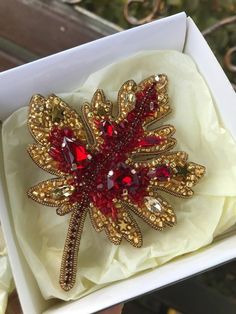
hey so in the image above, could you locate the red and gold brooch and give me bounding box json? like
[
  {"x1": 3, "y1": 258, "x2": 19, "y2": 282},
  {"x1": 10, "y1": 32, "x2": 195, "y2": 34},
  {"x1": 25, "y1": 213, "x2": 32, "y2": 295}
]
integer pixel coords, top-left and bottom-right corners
[{"x1": 27, "y1": 74, "x2": 205, "y2": 291}]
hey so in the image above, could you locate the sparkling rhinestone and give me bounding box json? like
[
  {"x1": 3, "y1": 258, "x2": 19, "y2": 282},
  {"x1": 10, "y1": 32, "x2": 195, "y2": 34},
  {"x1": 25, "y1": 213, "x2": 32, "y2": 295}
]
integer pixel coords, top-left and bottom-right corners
[
  {"x1": 98, "y1": 120, "x2": 115, "y2": 137},
  {"x1": 106, "y1": 162, "x2": 139, "y2": 191},
  {"x1": 144, "y1": 197, "x2": 162, "y2": 212},
  {"x1": 125, "y1": 92, "x2": 136, "y2": 103},
  {"x1": 62, "y1": 137, "x2": 91, "y2": 170},
  {"x1": 108, "y1": 170, "x2": 114, "y2": 177},
  {"x1": 52, "y1": 185, "x2": 74, "y2": 199}
]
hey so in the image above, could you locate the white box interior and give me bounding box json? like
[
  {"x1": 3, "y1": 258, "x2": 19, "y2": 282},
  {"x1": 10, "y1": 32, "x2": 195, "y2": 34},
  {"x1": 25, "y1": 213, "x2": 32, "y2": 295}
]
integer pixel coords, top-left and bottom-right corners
[{"x1": 0, "y1": 12, "x2": 235, "y2": 314}]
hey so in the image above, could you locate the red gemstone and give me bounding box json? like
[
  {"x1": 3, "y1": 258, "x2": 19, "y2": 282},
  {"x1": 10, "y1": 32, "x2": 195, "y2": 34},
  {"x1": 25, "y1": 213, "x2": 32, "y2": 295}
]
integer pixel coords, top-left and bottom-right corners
[
  {"x1": 138, "y1": 136, "x2": 163, "y2": 147},
  {"x1": 106, "y1": 163, "x2": 140, "y2": 193},
  {"x1": 122, "y1": 176, "x2": 132, "y2": 186},
  {"x1": 104, "y1": 121, "x2": 114, "y2": 136},
  {"x1": 98, "y1": 120, "x2": 115, "y2": 137},
  {"x1": 62, "y1": 137, "x2": 91, "y2": 170},
  {"x1": 155, "y1": 165, "x2": 172, "y2": 180}
]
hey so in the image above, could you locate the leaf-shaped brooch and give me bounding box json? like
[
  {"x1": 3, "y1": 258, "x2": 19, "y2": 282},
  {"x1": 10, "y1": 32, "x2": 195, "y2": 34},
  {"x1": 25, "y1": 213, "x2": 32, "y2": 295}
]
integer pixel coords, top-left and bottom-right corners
[{"x1": 27, "y1": 74, "x2": 205, "y2": 291}]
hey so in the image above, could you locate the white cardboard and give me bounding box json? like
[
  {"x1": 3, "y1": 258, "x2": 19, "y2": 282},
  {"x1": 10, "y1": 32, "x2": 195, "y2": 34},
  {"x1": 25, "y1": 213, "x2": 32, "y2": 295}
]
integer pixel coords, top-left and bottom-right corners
[{"x1": 0, "y1": 12, "x2": 235, "y2": 314}]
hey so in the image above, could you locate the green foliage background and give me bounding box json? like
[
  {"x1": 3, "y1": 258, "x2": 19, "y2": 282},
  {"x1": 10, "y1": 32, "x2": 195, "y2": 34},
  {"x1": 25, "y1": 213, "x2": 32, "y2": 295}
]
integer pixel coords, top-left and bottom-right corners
[{"x1": 79, "y1": 0, "x2": 236, "y2": 86}]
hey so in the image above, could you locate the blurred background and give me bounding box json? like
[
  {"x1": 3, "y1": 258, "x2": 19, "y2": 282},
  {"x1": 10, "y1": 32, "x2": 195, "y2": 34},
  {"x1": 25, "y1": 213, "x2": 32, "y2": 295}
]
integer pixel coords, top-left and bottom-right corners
[
  {"x1": 0, "y1": 0, "x2": 235, "y2": 313},
  {"x1": 0, "y1": 0, "x2": 235, "y2": 88}
]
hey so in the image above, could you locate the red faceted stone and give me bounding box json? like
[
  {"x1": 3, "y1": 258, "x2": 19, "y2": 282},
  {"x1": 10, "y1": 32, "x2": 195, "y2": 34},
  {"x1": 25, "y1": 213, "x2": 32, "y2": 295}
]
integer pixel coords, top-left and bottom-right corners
[
  {"x1": 138, "y1": 136, "x2": 163, "y2": 147},
  {"x1": 155, "y1": 165, "x2": 172, "y2": 180},
  {"x1": 122, "y1": 176, "x2": 132, "y2": 186},
  {"x1": 62, "y1": 137, "x2": 90, "y2": 170},
  {"x1": 97, "y1": 120, "x2": 115, "y2": 137},
  {"x1": 107, "y1": 163, "x2": 139, "y2": 192},
  {"x1": 103, "y1": 121, "x2": 114, "y2": 137}
]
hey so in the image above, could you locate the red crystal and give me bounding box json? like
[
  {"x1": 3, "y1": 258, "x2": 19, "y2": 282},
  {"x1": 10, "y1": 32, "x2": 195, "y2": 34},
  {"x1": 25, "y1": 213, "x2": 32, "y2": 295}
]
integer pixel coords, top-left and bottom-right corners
[
  {"x1": 107, "y1": 163, "x2": 139, "y2": 192},
  {"x1": 98, "y1": 120, "x2": 115, "y2": 137},
  {"x1": 104, "y1": 121, "x2": 114, "y2": 137},
  {"x1": 155, "y1": 165, "x2": 172, "y2": 180},
  {"x1": 48, "y1": 127, "x2": 92, "y2": 172},
  {"x1": 122, "y1": 176, "x2": 132, "y2": 186},
  {"x1": 138, "y1": 136, "x2": 163, "y2": 147},
  {"x1": 50, "y1": 127, "x2": 61, "y2": 138},
  {"x1": 62, "y1": 138, "x2": 90, "y2": 170}
]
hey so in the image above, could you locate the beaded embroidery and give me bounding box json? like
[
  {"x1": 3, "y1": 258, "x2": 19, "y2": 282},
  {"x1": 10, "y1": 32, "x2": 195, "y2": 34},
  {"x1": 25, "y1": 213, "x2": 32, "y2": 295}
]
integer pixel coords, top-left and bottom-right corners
[{"x1": 27, "y1": 75, "x2": 205, "y2": 291}]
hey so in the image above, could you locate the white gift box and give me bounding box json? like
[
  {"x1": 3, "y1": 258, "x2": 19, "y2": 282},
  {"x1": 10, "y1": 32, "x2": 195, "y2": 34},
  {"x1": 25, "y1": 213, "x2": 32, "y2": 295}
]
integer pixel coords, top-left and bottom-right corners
[{"x1": 0, "y1": 12, "x2": 236, "y2": 314}]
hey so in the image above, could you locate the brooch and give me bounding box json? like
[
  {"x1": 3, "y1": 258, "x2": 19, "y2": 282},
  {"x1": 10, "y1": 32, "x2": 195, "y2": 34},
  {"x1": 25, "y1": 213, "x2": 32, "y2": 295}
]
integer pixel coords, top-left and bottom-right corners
[{"x1": 27, "y1": 74, "x2": 205, "y2": 291}]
